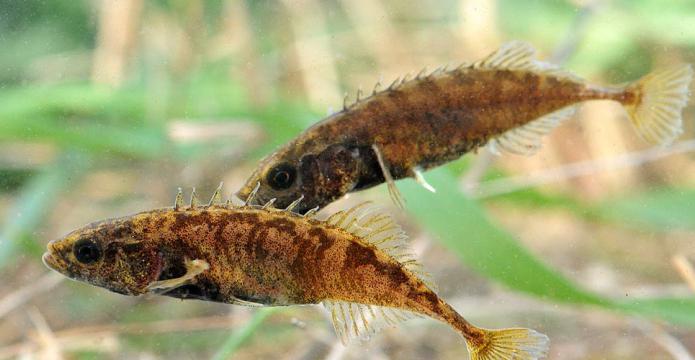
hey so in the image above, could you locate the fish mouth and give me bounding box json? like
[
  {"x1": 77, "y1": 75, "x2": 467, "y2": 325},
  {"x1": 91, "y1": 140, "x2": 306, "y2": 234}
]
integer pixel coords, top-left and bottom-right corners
[
  {"x1": 42, "y1": 251, "x2": 59, "y2": 272},
  {"x1": 42, "y1": 241, "x2": 65, "y2": 274}
]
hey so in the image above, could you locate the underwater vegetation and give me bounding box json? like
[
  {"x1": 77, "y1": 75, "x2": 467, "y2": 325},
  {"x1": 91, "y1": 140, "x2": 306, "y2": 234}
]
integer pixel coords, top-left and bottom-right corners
[{"x1": 2, "y1": 1, "x2": 695, "y2": 359}]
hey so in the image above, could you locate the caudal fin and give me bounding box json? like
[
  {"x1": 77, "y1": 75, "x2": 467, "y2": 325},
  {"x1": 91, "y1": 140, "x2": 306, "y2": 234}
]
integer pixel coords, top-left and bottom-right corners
[
  {"x1": 465, "y1": 327, "x2": 549, "y2": 360},
  {"x1": 625, "y1": 64, "x2": 693, "y2": 145}
]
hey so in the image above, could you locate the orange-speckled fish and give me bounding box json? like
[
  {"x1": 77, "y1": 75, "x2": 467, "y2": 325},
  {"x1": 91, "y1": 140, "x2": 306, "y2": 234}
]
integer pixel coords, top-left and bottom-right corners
[
  {"x1": 237, "y1": 41, "x2": 692, "y2": 213},
  {"x1": 43, "y1": 186, "x2": 549, "y2": 360}
]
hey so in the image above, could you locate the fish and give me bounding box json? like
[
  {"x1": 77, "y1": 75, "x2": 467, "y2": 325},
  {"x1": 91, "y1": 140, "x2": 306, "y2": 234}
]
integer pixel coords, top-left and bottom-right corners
[
  {"x1": 236, "y1": 41, "x2": 693, "y2": 213},
  {"x1": 43, "y1": 185, "x2": 549, "y2": 360}
]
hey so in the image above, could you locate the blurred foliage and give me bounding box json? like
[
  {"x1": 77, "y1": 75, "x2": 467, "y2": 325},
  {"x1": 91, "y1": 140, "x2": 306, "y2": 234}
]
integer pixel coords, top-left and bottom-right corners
[
  {"x1": 0, "y1": 152, "x2": 90, "y2": 269},
  {"x1": 0, "y1": 0, "x2": 94, "y2": 83},
  {"x1": 1, "y1": 0, "x2": 694, "y2": 358},
  {"x1": 212, "y1": 308, "x2": 278, "y2": 360},
  {"x1": 596, "y1": 189, "x2": 695, "y2": 231},
  {"x1": 403, "y1": 171, "x2": 695, "y2": 327},
  {"x1": 489, "y1": 187, "x2": 695, "y2": 231}
]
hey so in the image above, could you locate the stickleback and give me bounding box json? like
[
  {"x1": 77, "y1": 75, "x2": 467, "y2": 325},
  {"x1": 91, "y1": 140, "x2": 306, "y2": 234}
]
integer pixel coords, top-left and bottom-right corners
[
  {"x1": 43, "y1": 186, "x2": 549, "y2": 359},
  {"x1": 237, "y1": 41, "x2": 693, "y2": 213}
]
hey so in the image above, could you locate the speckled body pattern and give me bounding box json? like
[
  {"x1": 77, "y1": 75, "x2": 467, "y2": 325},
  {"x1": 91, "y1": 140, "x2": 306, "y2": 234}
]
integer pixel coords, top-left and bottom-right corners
[
  {"x1": 42, "y1": 205, "x2": 483, "y2": 340},
  {"x1": 237, "y1": 67, "x2": 635, "y2": 213}
]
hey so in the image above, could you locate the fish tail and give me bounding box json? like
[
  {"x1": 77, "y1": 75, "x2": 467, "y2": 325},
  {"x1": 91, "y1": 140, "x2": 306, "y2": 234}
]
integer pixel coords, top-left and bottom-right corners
[
  {"x1": 464, "y1": 327, "x2": 549, "y2": 360},
  {"x1": 623, "y1": 64, "x2": 693, "y2": 145}
]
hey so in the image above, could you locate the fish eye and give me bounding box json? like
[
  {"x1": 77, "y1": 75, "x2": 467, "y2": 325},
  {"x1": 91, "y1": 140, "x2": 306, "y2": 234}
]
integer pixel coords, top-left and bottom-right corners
[
  {"x1": 73, "y1": 238, "x2": 102, "y2": 264},
  {"x1": 266, "y1": 162, "x2": 297, "y2": 190}
]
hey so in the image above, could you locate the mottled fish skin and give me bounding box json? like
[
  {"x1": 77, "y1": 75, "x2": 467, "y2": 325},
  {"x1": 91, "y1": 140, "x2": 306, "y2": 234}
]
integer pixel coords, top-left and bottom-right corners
[
  {"x1": 236, "y1": 53, "x2": 634, "y2": 214},
  {"x1": 43, "y1": 206, "x2": 438, "y2": 310},
  {"x1": 43, "y1": 199, "x2": 550, "y2": 359},
  {"x1": 43, "y1": 216, "x2": 164, "y2": 296}
]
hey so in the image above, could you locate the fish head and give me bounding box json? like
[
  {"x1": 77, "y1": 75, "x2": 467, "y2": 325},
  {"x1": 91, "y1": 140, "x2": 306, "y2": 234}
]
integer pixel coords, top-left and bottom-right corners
[
  {"x1": 43, "y1": 215, "x2": 164, "y2": 296},
  {"x1": 237, "y1": 143, "x2": 363, "y2": 213}
]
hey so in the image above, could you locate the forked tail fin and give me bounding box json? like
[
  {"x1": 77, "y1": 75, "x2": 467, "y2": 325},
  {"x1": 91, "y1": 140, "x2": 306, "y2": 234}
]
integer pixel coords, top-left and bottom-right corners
[
  {"x1": 624, "y1": 64, "x2": 693, "y2": 145},
  {"x1": 465, "y1": 327, "x2": 549, "y2": 360}
]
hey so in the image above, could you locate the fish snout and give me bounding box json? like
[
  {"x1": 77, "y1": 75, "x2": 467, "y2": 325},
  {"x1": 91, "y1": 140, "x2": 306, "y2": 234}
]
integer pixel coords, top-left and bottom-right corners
[
  {"x1": 42, "y1": 250, "x2": 59, "y2": 271},
  {"x1": 46, "y1": 239, "x2": 57, "y2": 253},
  {"x1": 42, "y1": 240, "x2": 66, "y2": 273}
]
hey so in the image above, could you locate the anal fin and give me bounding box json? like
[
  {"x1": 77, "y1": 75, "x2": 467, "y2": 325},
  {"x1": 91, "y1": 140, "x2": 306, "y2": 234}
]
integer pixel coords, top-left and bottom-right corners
[
  {"x1": 322, "y1": 300, "x2": 420, "y2": 344},
  {"x1": 488, "y1": 105, "x2": 577, "y2": 156}
]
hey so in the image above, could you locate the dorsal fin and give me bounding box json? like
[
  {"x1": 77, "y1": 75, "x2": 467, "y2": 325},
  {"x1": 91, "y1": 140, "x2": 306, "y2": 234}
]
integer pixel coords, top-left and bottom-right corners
[
  {"x1": 471, "y1": 41, "x2": 582, "y2": 82},
  {"x1": 474, "y1": 41, "x2": 537, "y2": 71},
  {"x1": 326, "y1": 202, "x2": 436, "y2": 290}
]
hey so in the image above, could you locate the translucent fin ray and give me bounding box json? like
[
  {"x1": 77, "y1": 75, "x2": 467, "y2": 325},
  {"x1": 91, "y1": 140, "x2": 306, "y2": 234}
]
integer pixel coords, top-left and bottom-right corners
[
  {"x1": 189, "y1": 188, "x2": 200, "y2": 209},
  {"x1": 327, "y1": 202, "x2": 436, "y2": 291},
  {"x1": 488, "y1": 105, "x2": 577, "y2": 156},
  {"x1": 466, "y1": 328, "x2": 549, "y2": 360},
  {"x1": 372, "y1": 144, "x2": 405, "y2": 209},
  {"x1": 147, "y1": 259, "x2": 209, "y2": 292},
  {"x1": 261, "y1": 198, "x2": 277, "y2": 209},
  {"x1": 243, "y1": 182, "x2": 261, "y2": 206},
  {"x1": 412, "y1": 167, "x2": 436, "y2": 193},
  {"x1": 625, "y1": 64, "x2": 692, "y2": 146},
  {"x1": 322, "y1": 300, "x2": 420, "y2": 344},
  {"x1": 470, "y1": 41, "x2": 581, "y2": 82},
  {"x1": 473, "y1": 41, "x2": 537, "y2": 71},
  {"x1": 303, "y1": 206, "x2": 320, "y2": 219},
  {"x1": 208, "y1": 182, "x2": 224, "y2": 206},
  {"x1": 174, "y1": 187, "x2": 184, "y2": 211},
  {"x1": 284, "y1": 195, "x2": 304, "y2": 212}
]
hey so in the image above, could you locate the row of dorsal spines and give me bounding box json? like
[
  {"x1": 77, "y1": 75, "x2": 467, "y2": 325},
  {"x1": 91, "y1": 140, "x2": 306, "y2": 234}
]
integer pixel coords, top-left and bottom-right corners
[
  {"x1": 339, "y1": 63, "x2": 461, "y2": 113},
  {"x1": 172, "y1": 182, "x2": 318, "y2": 217},
  {"x1": 339, "y1": 42, "x2": 571, "y2": 114}
]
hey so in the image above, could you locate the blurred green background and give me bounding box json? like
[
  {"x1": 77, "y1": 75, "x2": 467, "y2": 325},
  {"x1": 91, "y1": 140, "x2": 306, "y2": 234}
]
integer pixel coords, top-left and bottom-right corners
[{"x1": 1, "y1": 0, "x2": 695, "y2": 359}]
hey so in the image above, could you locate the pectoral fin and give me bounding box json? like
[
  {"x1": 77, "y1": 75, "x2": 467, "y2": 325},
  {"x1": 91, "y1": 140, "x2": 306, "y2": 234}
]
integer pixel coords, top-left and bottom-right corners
[{"x1": 148, "y1": 258, "x2": 209, "y2": 292}]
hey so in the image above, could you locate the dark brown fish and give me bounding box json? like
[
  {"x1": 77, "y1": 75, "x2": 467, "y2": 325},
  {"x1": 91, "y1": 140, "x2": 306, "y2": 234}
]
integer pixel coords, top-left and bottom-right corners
[
  {"x1": 43, "y1": 187, "x2": 549, "y2": 359},
  {"x1": 237, "y1": 41, "x2": 692, "y2": 213}
]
